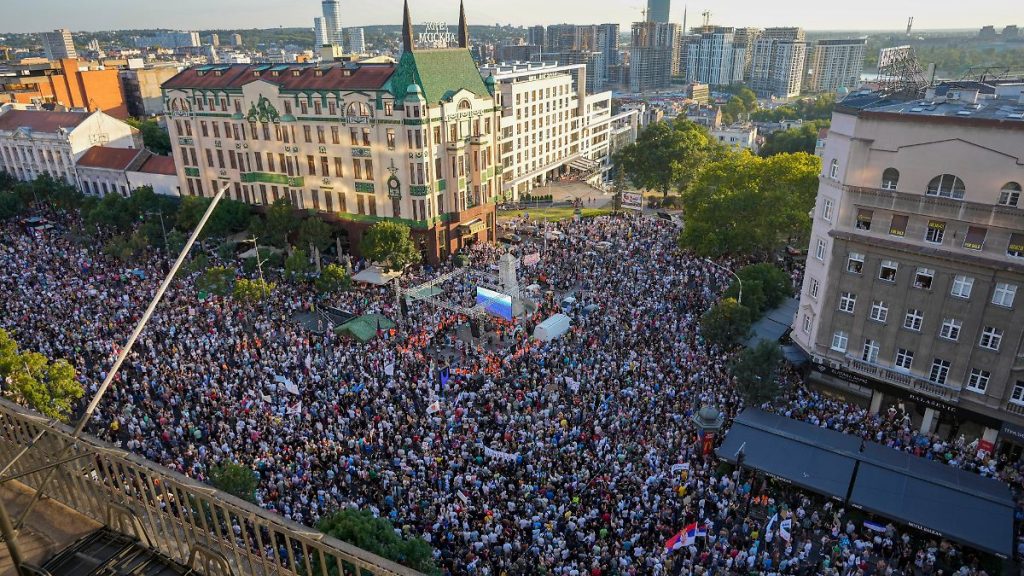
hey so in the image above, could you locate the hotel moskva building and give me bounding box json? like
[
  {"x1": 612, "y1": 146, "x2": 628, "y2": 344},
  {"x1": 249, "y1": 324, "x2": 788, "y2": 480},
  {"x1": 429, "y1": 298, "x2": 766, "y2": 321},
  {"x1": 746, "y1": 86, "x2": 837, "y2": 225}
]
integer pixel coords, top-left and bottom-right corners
[{"x1": 162, "y1": 2, "x2": 500, "y2": 263}]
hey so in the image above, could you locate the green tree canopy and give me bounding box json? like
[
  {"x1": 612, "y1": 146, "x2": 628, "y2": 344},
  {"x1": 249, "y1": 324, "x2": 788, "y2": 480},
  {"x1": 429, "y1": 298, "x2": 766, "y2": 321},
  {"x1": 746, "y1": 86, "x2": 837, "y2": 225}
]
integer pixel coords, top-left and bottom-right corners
[
  {"x1": 731, "y1": 340, "x2": 783, "y2": 407},
  {"x1": 103, "y1": 231, "x2": 149, "y2": 262},
  {"x1": 85, "y1": 193, "x2": 136, "y2": 235},
  {"x1": 175, "y1": 196, "x2": 250, "y2": 238},
  {"x1": 0, "y1": 191, "x2": 24, "y2": 220},
  {"x1": 751, "y1": 94, "x2": 835, "y2": 123},
  {"x1": 284, "y1": 248, "x2": 312, "y2": 279},
  {"x1": 196, "y1": 266, "x2": 236, "y2": 296},
  {"x1": 315, "y1": 263, "x2": 352, "y2": 294},
  {"x1": 700, "y1": 298, "x2": 752, "y2": 349},
  {"x1": 724, "y1": 263, "x2": 794, "y2": 318},
  {"x1": 680, "y1": 151, "x2": 820, "y2": 258},
  {"x1": 209, "y1": 461, "x2": 258, "y2": 503},
  {"x1": 260, "y1": 198, "x2": 301, "y2": 248},
  {"x1": 759, "y1": 121, "x2": 828, "y2": 157},
  {"x1": 234, "y1": 278, "x2": 275, "y2": 303},
  {"x1": 317, "y1": 509, "x2": 439, "y2": 575},
  {"x1": 360, "y1": 221, "x2": 421, "y2": 272},
  {"x1": 615, "y1": 119, "x2": 717, "y2": 198},
  {"x1": 0, "y1": 329, "x2": 84, "y2": 422},
  {"x1": 125, "y1": 118, "x2": 172, "y2": 155}
]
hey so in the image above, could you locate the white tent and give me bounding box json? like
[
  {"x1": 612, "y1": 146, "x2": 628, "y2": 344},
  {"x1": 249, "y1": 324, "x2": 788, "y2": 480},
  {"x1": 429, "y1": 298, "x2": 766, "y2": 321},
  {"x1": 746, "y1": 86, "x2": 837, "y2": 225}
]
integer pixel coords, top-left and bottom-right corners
[
  {"x1": 352, "y1": 265, "x2": 401, "y2": 286},
  {"x1": 533, "y1": 313, "x2": 572, "y2": 342}
]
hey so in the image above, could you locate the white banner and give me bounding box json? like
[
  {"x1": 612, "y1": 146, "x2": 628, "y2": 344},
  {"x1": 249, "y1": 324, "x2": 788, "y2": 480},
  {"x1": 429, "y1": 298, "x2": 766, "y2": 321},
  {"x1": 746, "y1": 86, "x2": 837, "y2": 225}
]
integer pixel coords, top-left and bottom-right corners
[
  {"x1": 483, "y1": 445, "x2": 520, "y2": 463},
  {"x1": 622, "y1": 192, "x2": 643, "y2": 211}
]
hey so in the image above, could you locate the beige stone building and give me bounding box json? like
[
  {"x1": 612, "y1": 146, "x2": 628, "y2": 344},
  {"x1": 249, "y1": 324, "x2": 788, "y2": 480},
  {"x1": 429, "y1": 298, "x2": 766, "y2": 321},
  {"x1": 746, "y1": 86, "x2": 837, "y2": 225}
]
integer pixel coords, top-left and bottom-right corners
[{"x1": 793, "y1": 81, "x2": 1024, "y2": 450}]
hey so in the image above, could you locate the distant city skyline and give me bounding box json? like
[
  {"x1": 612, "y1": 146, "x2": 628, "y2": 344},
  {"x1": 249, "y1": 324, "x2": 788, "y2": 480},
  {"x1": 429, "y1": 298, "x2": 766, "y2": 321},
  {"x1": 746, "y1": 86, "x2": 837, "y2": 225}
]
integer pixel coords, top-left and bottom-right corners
[{"x1": 0, "y1": 0, "x2": 1020, "y2": 34}]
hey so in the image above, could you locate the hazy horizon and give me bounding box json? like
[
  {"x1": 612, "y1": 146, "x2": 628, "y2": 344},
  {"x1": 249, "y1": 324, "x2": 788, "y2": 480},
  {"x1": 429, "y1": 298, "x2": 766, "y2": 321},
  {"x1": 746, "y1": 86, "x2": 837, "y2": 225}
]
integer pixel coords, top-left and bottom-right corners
[{"x1": 0, "y1": 0, "x2": 1019, "y2": 35}]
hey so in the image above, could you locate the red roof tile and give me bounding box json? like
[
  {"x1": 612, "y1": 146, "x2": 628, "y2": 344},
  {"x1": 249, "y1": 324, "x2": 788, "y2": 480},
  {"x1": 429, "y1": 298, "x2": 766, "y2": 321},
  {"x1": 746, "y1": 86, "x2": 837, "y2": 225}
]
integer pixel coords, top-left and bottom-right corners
[
  {"x1": 76, "y1": 146, "x2": 144, "y2": 171},
  {"x1": 0, "y1": 110, "x2": 91, "y2": 132},
  {"x1": 161, "y1": 63, "x2": 395, "y2": 92},
  {"x1": 135, "y1": 154, "x2": 176, "y2": 176}
]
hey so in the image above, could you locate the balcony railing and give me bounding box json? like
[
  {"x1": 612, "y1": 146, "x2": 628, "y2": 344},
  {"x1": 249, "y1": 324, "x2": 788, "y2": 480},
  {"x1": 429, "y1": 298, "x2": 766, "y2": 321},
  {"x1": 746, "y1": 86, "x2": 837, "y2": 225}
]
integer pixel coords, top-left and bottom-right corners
[
  {"x1": 843, "y1": 185, "x2": 1024, "y2": 231},
  {"x1": 844, "y1": 355, "x2": 962, "y2": 403},
  {"x1": 0, "y1": 398, "x2": 421, "y2": 576}
]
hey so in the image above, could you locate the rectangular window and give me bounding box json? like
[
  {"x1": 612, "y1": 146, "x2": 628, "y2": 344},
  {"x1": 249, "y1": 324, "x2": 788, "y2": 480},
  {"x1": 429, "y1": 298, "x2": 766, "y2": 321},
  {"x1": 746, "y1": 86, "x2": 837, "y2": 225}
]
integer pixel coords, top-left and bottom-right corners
[
  {"x1": 201, "y1": 121, "x2": 209, "y2": 137},
  {"x1": 895, "y1": 348, "x2": 914, "y2": 371},
  {"x1": 929, "y1": 359, "x2": 951, "y2": 386},
  {"x1": 913, "y1": 268, "x2": 934, "y2": 290},
  {"x1": 903, "y1": 309, "x2": 923, "y2": 331},
  {"x1": 331, "y1": 126, "x2": 340, "y2": 145},
  {"x1": 212, "y1": 123, "x2": 220, "y2": 138},
  {"x1": 384, "y1": 101, "x2": 393, "y2": 116},
  {"x1": 362, "y1": 128, "x2": 371, "y2": 147},
  {"x1": 879, "y1": 260, "x2": 898, "y2": 282},
  {"x1": 364, "y1": 159, "x2": 373, "y2": 178},
  {"x1": 314, "y1": 100, "x2": 322, "y2": 115},
  {"x1": 829, "y1": 158, "x2": 839, "y2": 179},
  {"x1": 216, "y1": 150, "x2": 225, "y2": 169},
  {"x1": 839, "y1": 292, "x2": 856, "y2": 313},
  {"x1": 303, "y1": 126, "x2": 312, "y2": 143},
  {"x1": 350, "y1": 129, "x2": 360, "y2": 146},
  {"x1": 831, "y1": 331, "x2": 848, "y2": 353},
  {"x1": 950, "y1": 275, "x2": 973, "y2": 299},
  {"x1": 967, "y1": 369, "x2": 990, "y2": 393},
  {"x1": 1008, "y1": 233, "x2": 1024, "y2": 259},
  {"x1": 889, "y1": 214, "x2": 909, "y2": 237},
  {"x1": 979, "y1": 327, "x2": 1003, "y2": 351},
  {"x1": 334, "y1": 157, "x2": 344, "y2": 178},
  {"x1": 809, "y1": 278, "x2": 819, "y2": 299},
  {"x1": 862, "y1": 340, "x2": 879, "y2": 363},
  {"x1": 307, "y1": 155, "x2": 316, "y2": 176},
  {"x1": 963, "y1": 226, "x2": 987, "y2": 250},
  {"x1": 284, "y1": 101, "x2": 292, "y2": 115},
  {"x1": 993, "y1": 283, "x2": 1017, "y2": 308},
  {"x1": 352, "y1": 159, "x2": 362, "y2": 181},
  {"x1": 847, "y1": 252, "x2": 864, "y2": 274},
  {"x1": 387, "y1": 129, "x2": 396, "y2": 150},
  {"x1": 1013, "y1": 382, "x2": 1024, "y2": 405},
  {"x1": 815, "y1": 238, "x2": 826, "y2": 261},
  {"x1": 317, "y1": 126, "x2": 325, "y2": 144},
  {"x1": 300, "y1": 101, "x2": 308, "y2": 115},
  {"x1": 321, "y1": 156, "x2": 329, "y2": 177},
  {"x1": 205, "y1": 149, "x2": 214, "y2": 167},
  {"x1": 869, "y1": 300, "x2": 888, "y2": 323},
  {"x1": 855, "y1": 209, "x2": 872, "y2": 231},
  {"x1": 939, "y1": 318, "x2": 962, "y2": 341},
  {"x1": 802, "y1": 314, "x2": 811, "y2": 333},
  {"x1": 925, "y1": 220, "x2": 945, "y2": 244}
]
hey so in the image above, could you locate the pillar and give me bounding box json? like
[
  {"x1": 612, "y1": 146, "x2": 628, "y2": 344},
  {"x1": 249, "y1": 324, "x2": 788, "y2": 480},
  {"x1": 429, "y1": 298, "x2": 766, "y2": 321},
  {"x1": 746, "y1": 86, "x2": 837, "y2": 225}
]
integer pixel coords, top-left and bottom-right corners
[
  {"x1": 869, "y1": 390, "x2": 884, "y2": 415},
  {"x1": 982, "y1": 427, "x2": 999, "y2": 445},
  {"x1": 920, "y1": 408, "x2": 937, "y2": 435}
]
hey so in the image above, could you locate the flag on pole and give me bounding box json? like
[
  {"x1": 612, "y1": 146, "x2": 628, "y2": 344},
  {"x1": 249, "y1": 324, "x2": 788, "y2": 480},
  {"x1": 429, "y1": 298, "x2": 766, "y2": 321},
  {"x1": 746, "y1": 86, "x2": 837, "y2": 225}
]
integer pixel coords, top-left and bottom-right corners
[
  {"x1": 864, "y1": 520, "x2": 886, "y2": 533},
  {"x1": 426, "y1": 400, "x2": 442, "y2": 414},
  {"x1": 682, "y1": 522, "x2": 700, "y2": 546}
]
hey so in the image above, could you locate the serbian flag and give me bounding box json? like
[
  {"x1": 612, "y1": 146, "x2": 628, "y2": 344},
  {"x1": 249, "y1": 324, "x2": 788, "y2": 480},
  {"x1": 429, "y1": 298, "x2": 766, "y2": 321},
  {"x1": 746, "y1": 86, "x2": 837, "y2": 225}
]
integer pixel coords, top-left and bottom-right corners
[{"x1": 664, "y1": 529, "x2": 685, "y2": 553}]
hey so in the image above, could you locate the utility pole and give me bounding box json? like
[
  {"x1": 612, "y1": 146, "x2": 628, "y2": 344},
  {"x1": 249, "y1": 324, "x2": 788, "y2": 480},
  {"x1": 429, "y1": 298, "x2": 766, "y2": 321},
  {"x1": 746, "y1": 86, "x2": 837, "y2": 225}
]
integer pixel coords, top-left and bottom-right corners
[
  {"x1": 145, "y1": 210, "x2": 168, "y2": 249},
  {"x1": 0, "y1": 187, "x2": 229, "y2": 574},
  {"x1": 245, "y1": 235, "x2": 267, "y2": 287},
  {"x1": 705, "y1": 258, "x2": 742, "y2": 305}
]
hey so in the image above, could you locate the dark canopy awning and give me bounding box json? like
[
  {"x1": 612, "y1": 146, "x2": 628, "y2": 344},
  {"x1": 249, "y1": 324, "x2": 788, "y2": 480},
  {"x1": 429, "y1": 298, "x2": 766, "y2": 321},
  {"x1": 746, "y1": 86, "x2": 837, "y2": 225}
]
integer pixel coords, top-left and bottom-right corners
[
  {"x1": 717, "y1": 409, "x2": 1015, "y2": 558},
  {"x1": 717, "y1": 410, "x2": 857, "y2": 501}
]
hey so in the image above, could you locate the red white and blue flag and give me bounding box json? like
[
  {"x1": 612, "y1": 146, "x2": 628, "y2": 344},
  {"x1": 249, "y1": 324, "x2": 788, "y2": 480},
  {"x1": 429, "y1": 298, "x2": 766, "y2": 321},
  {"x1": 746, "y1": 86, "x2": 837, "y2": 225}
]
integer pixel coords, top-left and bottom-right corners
[{"x1": 665, "y1": 522, "x2": 705, "y2": 553}]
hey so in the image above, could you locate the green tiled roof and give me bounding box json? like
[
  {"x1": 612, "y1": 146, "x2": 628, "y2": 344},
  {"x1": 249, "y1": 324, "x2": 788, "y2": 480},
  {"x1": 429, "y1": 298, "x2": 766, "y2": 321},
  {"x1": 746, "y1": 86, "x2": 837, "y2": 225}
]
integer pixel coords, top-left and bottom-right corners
[{"x1": 387, "y1": 49, "x2": 491, "y2": 104}]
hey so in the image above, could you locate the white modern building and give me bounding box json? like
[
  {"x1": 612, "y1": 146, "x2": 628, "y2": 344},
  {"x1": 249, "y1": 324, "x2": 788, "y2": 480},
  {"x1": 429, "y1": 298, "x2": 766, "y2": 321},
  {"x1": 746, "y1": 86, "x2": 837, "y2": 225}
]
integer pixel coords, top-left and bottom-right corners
[
  {"x1": 344, "y1": 28, "x2": 366, "y2": 54},
  {"x1": 481, "y1": 61, "x2": 638, "y2": 199},
  {"x1": 806, "y1": 38, "x2": 867, "y2": 94},
  {"x1": 684, "y1": 27, "x2": 743, "y2": 87},
  {"x1": 749, "y1": 28, "x2": 807, "y2": 99},
  {"x1": 314, "y1": 17, "x2": 329, "y2": 47},
  {"x1": 322, "y1": 0, "x2": 343, "y2": 46},
  {"x1": 709, "y1": 122, "x2": 758, "y2": 153},
  {"x1": 0, "y1": 108, "x2": 139, "y2": 186}
]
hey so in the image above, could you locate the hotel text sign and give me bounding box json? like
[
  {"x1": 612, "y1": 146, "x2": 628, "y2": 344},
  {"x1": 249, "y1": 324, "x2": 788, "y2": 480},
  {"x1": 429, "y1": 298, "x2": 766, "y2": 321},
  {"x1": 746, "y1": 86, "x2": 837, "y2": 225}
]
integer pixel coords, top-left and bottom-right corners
[{"x1": 419, "y1": 22, "x2": 456, "y2": 46}]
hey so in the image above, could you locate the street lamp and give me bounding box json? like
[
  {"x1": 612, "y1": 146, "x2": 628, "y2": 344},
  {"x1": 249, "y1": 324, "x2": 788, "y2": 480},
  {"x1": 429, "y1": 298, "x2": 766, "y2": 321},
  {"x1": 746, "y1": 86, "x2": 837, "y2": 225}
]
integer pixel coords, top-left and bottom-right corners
[
  {"x1": 243, "y1": 236, "x2": 268, "y2": 287},
  {"x1": 144, "y1": 210, "x2": 168, "y2": 249},
  {"x1": 705, "y1": 258, "x2": 742, "y2": 305}
]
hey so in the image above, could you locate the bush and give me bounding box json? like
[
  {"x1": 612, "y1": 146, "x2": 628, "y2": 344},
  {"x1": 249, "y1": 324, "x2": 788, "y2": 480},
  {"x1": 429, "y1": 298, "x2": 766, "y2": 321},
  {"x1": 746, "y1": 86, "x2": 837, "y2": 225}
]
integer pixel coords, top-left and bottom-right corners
[
  {"x1": 209, "y1": 461, "x2": 258, "y2": 503},
  {"x1": 701, "y1": 298, "x2": 752, "y2": 349},
  {"x1": 233, "y1": 278, "x2": 275, "y2": 303},
  {"x1": 316, "y1": 509, "x2": 439, "y2": 575},
  {"x1": 196, "y1": 266, "x2": 236, "y2": 296}
]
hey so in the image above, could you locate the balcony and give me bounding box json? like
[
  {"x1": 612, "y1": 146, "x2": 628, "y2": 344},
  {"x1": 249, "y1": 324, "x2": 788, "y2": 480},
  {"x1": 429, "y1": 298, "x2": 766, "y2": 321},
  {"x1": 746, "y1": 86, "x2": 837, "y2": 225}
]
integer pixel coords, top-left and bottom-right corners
[
  {"x1": 843, "y1": 185, "x2": 1024, "y2": 230},
  {"x1": 844, "y1": 355, "x2": 962, "y2": 403}
]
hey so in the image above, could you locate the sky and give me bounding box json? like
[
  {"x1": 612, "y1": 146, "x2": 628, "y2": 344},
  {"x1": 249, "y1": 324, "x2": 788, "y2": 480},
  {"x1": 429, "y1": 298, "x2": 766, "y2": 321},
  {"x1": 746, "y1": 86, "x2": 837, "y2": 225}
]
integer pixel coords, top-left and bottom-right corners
[{"x1": 1, "y1": 0, "x2": 1019, "y2": 33}]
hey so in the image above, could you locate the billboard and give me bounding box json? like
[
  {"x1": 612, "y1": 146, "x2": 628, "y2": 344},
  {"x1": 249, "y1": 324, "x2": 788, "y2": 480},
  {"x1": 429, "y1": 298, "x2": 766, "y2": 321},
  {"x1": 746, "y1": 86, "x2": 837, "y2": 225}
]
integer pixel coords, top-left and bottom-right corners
[
  {"x1": 622, "y1": 192, "x2": 644, "y2": 211},
  {"x1": 476, "y1": 287, "x2": 513, "y2": 321}
]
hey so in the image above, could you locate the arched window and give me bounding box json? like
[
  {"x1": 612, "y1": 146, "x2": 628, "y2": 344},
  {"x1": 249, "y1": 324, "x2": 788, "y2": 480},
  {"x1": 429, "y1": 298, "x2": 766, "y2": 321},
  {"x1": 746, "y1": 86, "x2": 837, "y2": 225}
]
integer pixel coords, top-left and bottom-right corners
[
  {"x1": 346, "y1": 102, "x2": 371, "y2": 117},
  {"x1": 458, "y1": 99, "x2": 472, "y2": 110},
  {"x1": 881, "y1": 168, "x2": 899, "y2": 191},
  {"x1": 999, "y1": 182, "x2": 1021, "y2": 207},
  {"x1": 926, "y1": 174, "x2": 965, "y2": 200}
]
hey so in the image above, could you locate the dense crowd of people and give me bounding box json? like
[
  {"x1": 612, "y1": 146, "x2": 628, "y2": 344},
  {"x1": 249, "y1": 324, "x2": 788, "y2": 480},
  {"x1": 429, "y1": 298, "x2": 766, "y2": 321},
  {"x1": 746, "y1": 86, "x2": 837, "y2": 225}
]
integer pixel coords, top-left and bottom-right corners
[{"x1": 0, "y1": 207, "x2": 1016, "y2": 575}]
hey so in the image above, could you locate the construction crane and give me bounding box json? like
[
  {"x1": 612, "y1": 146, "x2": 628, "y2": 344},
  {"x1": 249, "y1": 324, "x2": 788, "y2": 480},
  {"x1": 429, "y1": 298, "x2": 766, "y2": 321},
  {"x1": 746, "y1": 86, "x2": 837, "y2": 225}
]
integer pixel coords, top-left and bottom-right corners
[
  {"x1": 701, "y1": 10, "x2": 712, "y2": 27},
  {"x1": 906, "y1": 17, "x2": 914, "y2": 36}
]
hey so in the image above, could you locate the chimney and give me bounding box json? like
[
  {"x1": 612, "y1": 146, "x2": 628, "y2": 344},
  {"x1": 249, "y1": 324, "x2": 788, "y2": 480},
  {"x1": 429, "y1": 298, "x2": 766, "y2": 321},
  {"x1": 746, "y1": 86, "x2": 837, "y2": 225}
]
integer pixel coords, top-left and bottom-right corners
[
  {"x1": 402, "y1": 0, "x2": 414, "y2": 54},
  {"x1": 458, "y1": 0, "x2": 470, "y2": 49}
]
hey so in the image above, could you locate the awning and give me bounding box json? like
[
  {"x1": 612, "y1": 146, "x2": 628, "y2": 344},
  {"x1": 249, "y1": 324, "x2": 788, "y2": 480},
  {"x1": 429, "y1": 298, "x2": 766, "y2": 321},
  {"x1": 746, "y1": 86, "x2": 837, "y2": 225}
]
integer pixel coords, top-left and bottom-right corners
[
  {"x1": 717, "y1": 410, "x2": 858, "y2": 501},
  {"x1": 458, "y1": 219, "x2": 487, "y2": 236},
  {"x1": 352, "y1": 265, "x2": 401, "y2": 285},
  {"x1": 850, "y1": 461, "x2": 1014, "y2": 558},
  {"x1": 744, "y1": 297, "x2": 798, "y2": 348}
]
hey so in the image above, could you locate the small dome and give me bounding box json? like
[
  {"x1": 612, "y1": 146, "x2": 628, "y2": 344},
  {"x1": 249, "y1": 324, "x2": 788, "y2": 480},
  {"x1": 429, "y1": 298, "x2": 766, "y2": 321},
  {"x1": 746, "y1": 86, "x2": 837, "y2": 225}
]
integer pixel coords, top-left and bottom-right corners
[
  {"x1": 406, "y1": 83, "x2": 423, "y2": 95},
  {"x1": 837, "y1": 86, "x2": 850, "y2": 96},
  {"x1": 698, "y1": 406, "x2": 720, "y2": 421},
  {"x1": 484, "y1": 74, "x2": 496, "y2": 86}
]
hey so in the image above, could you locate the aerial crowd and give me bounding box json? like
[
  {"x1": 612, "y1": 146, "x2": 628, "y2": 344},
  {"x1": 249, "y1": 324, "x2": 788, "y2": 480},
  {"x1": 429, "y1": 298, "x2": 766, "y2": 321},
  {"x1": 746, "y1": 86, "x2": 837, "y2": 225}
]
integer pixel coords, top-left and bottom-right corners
[{"x1": 1, "y1": 207, "x2": 1020, "y2": 576}]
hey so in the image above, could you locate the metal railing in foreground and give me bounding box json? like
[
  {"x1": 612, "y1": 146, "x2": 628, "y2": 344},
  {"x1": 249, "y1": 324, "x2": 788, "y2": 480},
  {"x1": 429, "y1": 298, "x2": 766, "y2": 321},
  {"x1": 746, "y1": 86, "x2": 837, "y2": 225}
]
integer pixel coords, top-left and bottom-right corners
[{"x1": 0, "y1": 398, "x2": 422, "y2": 576}]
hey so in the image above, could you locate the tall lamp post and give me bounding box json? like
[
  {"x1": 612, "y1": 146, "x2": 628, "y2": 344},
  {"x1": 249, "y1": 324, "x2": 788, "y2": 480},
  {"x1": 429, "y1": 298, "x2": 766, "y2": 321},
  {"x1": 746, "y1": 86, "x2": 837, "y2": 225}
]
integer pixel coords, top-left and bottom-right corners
[{"x1": 704, "y1": 258, "x2": 742, "y2": 305}]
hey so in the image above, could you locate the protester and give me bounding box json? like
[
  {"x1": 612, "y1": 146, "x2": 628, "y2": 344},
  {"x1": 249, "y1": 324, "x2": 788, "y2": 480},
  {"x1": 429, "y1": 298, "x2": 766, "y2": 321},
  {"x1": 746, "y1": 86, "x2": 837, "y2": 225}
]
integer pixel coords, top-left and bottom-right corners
[{"x1": 0, "y1": 209, "x2": 1011, "y2": 575}]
